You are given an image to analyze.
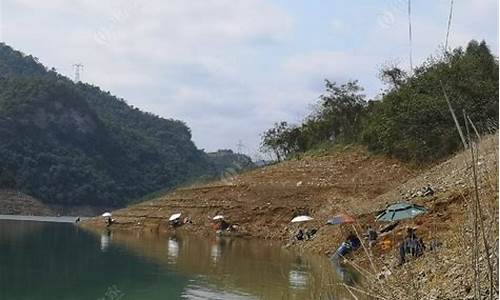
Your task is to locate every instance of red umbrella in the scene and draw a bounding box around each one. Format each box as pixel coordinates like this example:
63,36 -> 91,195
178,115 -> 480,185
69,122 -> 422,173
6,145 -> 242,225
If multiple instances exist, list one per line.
326,213 -> 355,225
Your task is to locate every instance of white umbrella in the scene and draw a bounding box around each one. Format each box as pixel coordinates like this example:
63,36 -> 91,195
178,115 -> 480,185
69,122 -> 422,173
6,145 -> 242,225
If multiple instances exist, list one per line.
169,213 -> 182,221
102,212 -> 112,217
291,215 -> 313,223
213,215 -> 224,220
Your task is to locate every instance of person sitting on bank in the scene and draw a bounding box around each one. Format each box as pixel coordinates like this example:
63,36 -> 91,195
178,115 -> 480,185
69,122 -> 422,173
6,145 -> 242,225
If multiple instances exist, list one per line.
366,225 -> 378,248
219,219 -> 230,231
169,218 -> 182,228
346,232 -> 361,250
422,184 -> 435,197
305,228 -> 317,240
213,219 -> 231,233
295,228 -> 305,241
333,241 -> 352,259
400,227 -> 425,264
332,232 -> 361,260
399,241 -> 406,265
105,216 -> 113,227
405,227 -> 419,256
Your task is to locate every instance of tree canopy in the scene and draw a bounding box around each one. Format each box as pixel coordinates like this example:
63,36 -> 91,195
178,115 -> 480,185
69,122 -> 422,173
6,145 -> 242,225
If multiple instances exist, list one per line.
261,40 -> 498,163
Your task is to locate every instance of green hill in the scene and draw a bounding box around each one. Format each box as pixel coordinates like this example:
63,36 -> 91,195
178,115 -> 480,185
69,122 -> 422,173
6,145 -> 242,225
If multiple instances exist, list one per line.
0,43 -> 251,208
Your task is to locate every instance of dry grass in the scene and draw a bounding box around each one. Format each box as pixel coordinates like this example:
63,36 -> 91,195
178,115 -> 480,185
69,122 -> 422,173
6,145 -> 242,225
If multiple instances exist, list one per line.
348,133 -> 498,300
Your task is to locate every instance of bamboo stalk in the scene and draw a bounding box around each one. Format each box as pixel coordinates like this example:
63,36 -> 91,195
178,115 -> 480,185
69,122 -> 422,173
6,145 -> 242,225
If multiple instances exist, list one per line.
441,81 -> 467,149
466,116 -> 495,300
463,110 -> 480,299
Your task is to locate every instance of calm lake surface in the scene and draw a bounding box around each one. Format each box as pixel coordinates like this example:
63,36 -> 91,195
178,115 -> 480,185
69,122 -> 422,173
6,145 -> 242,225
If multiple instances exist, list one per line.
0,219 -> 360,300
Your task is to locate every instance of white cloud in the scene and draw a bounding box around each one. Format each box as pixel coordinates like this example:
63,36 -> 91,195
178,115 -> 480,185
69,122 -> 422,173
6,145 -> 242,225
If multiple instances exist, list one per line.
283,51 -> 374,80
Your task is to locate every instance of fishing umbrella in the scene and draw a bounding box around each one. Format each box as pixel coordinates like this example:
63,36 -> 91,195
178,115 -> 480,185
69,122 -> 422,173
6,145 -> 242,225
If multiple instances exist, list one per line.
169,213 -> 182,221
326,213 -> 355,225
102,212 -> 112,217
290,215 -> 314,223
213,215 -> 224,221
376,202 -> 427,222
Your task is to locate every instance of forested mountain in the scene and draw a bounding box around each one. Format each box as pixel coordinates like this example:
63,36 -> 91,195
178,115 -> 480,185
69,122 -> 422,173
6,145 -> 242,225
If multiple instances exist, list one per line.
261,40 -> 499,163
0,43 -> 250,207
207,149 -> 255,175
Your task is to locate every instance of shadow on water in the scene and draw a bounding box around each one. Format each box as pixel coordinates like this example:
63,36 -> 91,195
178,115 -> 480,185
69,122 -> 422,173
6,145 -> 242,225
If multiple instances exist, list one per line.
0,220 -> 365,299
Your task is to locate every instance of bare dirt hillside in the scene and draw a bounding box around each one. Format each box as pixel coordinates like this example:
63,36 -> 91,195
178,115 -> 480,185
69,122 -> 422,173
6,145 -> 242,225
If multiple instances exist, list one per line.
358,134 -> 499,300
81,145 -> 416,240
0,189 -> 54,215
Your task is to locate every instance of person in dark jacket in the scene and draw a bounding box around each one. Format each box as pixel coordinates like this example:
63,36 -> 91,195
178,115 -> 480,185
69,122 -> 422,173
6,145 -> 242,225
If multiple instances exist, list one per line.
346,232 -> 361,250
367,225 -> 378,247
295,228 -> 305,241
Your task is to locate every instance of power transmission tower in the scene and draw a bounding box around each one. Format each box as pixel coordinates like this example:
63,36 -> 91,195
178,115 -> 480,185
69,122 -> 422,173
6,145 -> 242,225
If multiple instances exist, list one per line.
407,0 -> 413,71
236,140 -> 244,154
73,63 -> 84,82
444,0 -> 454,51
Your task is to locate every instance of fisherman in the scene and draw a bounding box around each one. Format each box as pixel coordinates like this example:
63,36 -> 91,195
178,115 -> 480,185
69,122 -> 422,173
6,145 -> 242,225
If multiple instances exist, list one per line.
169,218 -> 181,227
213,218 -> 231,234
333,232 -> 361,259
401,227 -> 425,260
295,228 -> 305,241
405,227 -> 418,255
105,216 -> 112,227
399,241 -> 406,265
333,241 -> 352,259
219,219 -> 230,231
346,232 -> 361,250
366,225 -> 378,247
305,228 -> 317,240
422,184 -> 435,197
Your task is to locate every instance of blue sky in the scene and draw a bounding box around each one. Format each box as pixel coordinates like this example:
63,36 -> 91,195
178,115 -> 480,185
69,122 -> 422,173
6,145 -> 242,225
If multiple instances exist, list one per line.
1,0 -> 498,158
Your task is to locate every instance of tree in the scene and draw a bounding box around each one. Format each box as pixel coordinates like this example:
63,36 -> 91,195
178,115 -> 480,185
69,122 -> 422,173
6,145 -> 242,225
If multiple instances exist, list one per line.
316,80 -> 367,144
362,40 -> 498,162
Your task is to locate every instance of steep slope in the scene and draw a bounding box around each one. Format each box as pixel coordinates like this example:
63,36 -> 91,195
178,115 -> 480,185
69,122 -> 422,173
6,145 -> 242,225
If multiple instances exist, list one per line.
0,43 -> 217,208
0,189 -> 53,215
358,134 -> 499,299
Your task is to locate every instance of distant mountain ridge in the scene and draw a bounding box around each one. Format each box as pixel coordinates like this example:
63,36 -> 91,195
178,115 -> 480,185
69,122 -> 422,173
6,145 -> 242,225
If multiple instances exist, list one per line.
0,43 -> 253,208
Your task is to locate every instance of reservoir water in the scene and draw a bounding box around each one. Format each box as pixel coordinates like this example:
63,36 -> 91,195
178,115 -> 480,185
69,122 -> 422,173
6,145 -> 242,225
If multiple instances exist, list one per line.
0,219 -> 360,299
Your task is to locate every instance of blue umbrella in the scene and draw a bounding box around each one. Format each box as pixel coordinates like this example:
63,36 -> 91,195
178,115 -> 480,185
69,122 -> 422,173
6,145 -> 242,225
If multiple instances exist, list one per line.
375,202 -> 427,222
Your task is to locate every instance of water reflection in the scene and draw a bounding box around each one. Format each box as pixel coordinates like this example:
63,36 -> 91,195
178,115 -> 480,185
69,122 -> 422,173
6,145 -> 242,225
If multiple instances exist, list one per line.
288,270 -> 308,290
106,231 -> 358,299
0,219 -> 367,300
100,230 -> 112,252
210,243 -> 220,263
210,236 -> 226,264
182,282 -> 257,300
331,257 -> 360,287
167,237 -> 180,262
